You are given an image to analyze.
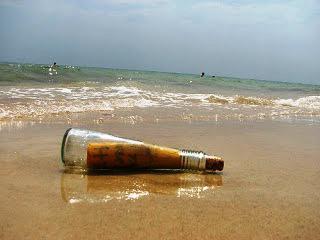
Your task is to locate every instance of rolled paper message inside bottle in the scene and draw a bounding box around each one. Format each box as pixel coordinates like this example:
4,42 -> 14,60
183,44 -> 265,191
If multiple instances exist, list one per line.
61,128 -> 223,171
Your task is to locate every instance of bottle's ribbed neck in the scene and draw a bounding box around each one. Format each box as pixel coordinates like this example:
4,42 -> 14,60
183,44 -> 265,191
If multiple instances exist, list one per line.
179,150 -> 206,170
179,150 -> 224,171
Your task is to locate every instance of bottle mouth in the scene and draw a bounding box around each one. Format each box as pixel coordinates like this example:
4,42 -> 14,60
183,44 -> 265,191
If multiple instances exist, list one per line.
61,128 -> 73,165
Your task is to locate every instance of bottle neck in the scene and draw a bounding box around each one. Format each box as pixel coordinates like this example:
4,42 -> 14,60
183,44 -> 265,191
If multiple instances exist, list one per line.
179,150 -> 224,171
179,150 -> 206,170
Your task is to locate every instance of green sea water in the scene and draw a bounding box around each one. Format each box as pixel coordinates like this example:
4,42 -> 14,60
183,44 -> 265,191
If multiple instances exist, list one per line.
0,62 -> 320,122
1,63 -> 319,94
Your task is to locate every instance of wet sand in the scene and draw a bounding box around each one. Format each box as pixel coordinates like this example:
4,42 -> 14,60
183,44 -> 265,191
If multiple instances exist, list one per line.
1,118 -> 320,239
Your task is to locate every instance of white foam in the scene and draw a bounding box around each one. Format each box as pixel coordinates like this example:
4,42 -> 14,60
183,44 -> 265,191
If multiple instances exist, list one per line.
0,85 -> 319,120
56,88 -> 72,94
275,96 -> 320,109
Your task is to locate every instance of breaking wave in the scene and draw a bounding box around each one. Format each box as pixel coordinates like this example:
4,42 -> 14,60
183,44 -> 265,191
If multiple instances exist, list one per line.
208,94 -> 320,109
0,86 -> 319,120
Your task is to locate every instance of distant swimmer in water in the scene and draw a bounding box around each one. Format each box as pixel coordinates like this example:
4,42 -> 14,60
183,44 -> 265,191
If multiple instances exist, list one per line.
201,72 -> 205,77
49,62 -> 58,75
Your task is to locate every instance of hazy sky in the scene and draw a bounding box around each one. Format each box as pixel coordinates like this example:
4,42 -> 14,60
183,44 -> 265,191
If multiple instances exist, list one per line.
0,0 -> 319,84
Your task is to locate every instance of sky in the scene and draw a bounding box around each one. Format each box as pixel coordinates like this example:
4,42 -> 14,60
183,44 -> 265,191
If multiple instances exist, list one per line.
0,0 -> 319,84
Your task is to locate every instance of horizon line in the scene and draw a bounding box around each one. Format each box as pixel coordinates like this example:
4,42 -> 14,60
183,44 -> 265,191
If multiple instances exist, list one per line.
0,60 -> 319,87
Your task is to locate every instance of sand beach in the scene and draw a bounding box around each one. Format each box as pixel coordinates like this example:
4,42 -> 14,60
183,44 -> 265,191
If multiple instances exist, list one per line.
1,110 -> 320,239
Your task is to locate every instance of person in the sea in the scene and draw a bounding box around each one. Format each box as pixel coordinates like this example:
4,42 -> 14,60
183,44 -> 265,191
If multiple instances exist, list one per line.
52,62 -> 57,68
49,62 -> 58,75
201,72 -> 205,77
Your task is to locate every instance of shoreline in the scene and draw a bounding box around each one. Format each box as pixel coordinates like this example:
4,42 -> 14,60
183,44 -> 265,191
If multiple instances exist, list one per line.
1,105 -> 320,130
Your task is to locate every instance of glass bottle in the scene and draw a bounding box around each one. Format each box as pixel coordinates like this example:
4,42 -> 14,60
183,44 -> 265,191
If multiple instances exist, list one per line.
61,128 -> 224,172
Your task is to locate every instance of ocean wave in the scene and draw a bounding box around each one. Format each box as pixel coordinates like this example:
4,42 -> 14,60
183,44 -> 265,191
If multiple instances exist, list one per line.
207,96 -> 229,104
233,96 -> 274,106
208,95 -> 320,109
0,86 -> 319,120
275,96 -> 320,109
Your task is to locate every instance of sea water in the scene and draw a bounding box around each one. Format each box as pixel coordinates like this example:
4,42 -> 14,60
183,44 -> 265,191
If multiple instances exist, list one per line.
0,63 -> 319,123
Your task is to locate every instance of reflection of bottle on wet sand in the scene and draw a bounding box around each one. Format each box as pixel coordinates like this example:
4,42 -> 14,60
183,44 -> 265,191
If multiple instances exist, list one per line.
61,172 -> 223,203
